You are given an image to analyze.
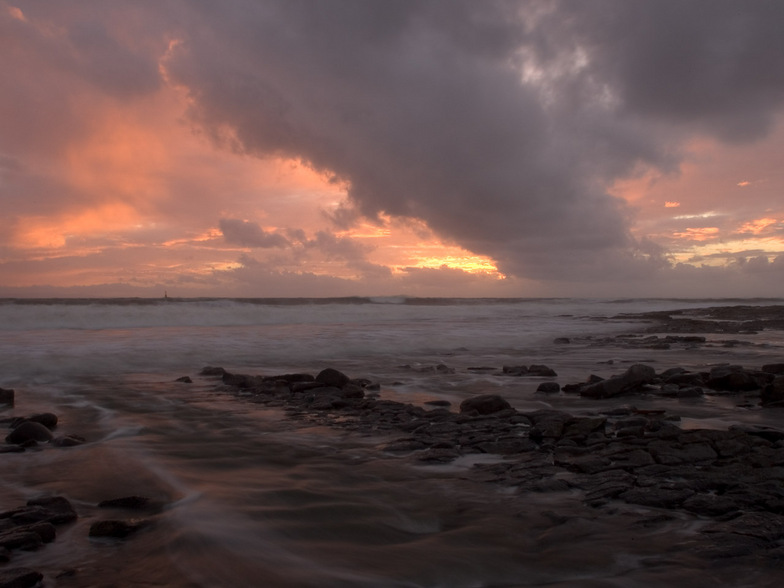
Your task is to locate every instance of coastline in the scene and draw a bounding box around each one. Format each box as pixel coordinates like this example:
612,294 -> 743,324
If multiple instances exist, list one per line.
2,303 -> 784,586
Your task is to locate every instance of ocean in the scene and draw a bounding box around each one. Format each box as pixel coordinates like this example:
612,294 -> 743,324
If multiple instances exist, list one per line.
2,297 -> 784,587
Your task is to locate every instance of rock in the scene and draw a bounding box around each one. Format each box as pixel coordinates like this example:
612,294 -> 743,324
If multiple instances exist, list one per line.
199,366 -> 226,376
702,512 -> 784,542
175,376 -> 192,383
98,496 -> 156,510
51,435 -> 86,447
0,388 -> 14,407
705,365 -> 772,392
25,496 -> 77,524
761,376 -> 784,406
536,382 -> 560,394
315,368 -> 351,388
527,364 -> 558,377
10,413 -> 58,430
0,568 -> 44,588
459,395 -> 512,415
580,364 -> 656,399
0,529 -> 42,551
553,337 -> 570,344
89,519 -> 148,539
5,421 -> 53,444
619,487 -> 695,508
502,365 -> 528,376
0,547 -> 8,563
763,363 -> 784,375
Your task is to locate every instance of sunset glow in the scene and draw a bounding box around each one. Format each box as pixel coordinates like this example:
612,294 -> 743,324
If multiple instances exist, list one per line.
2,2 -> 784,297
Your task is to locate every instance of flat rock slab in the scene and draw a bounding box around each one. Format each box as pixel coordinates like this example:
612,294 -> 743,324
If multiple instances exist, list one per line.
0,568 -> 43,588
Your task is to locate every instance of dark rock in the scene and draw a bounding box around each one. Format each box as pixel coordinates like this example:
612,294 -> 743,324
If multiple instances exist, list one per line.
273,373 -> 315,383
580,364 -> 656,399
315,368 -> 351,388
705,365 -> 772,392
761,376 -> 784,406
0,547 -> 8,563
51,435 -> 86,447
10,413 -> 58,430
382,439 -> 429,453
290,381 -> 326,393
502,365 -> 527,376
536,382 -> 560,394
0,568 -> 44,588
199,366 -> 226,376
25,496 -> 77,524
175,376 -> 192,383
0,388 -> 13,407
424,400 -> 451,407
553,337 -> 570,344
89,519 -> 149,539
703,512 -> 784,542
763,363 -> 784,375
459,395 -> 512,415
98,496 -> 157,511
340,384 -> 365,399
528,364 -> 558,377
619,487 -> 695,508
5,421 -> 53,444
416,448 -> 461,463
476,439 -> 536,454
0,529 -> 42,551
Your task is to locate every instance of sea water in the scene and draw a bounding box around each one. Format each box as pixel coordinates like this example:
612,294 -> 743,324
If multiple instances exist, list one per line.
1,297 -> 783,587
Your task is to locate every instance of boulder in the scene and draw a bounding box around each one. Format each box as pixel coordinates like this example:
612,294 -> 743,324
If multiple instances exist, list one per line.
580,364 -> 656,399
0,388 -> 13,407
199,366 -> 226,376
175,376 -> 192,383
528,364 -> 558,377
536,382 -> 561,394
11,413 -> 58,430
5,421 -> 53,445
459,395 -> 512,415
705,365 -> 772,392
315,368 -> 351,388
762,363 -> 784,375
761,376 -> 784,406
0,568 -> 43,588
89,519 -> 148,539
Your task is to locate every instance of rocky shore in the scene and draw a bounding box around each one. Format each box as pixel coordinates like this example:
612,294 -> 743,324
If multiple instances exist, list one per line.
3,304 -> 784,586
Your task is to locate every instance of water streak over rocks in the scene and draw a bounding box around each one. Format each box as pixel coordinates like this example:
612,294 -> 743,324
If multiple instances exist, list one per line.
212,361 -> 784,570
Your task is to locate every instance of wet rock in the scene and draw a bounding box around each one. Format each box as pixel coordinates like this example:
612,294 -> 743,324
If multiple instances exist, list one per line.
619,487 -> 695,508
5,421 -> 53,444
580,364 -> 656,399
10,413 -> 58,430
703,512 -> 784,542
416,448 -> 461,463
25,496 -> 77,525
315,368 -> 351,388
705,365 -> 772,392
382,439 -> 429,453
502,365 -> 527,376
763,363 -> 784,375
89,519 -> 149,539
0,388 -> 13,407
51,434 -> 86,447
459,395 -> 512,416
527,364 -> 557,377
0,568 -> 43,588
0,529 -> 42,551
98,496 -> 159,511
175,376 -> 192,383
536,382 -> 560,394
553,337 -> 570,344
761,375 -> 784,406
199,366 -> 226,376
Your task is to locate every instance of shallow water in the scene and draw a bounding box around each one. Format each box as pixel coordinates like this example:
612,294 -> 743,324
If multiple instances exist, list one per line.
2,298 -> 784,586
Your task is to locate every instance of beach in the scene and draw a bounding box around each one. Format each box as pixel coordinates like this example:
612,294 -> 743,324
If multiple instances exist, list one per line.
2,298 -> 784,587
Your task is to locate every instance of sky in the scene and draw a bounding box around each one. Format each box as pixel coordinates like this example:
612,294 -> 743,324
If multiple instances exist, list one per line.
1,0 -> 783,298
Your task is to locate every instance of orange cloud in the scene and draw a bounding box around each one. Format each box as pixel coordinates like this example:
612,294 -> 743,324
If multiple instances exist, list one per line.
672,227 -> 720,241
664,201 -> 680,208
736,217 -> 778,235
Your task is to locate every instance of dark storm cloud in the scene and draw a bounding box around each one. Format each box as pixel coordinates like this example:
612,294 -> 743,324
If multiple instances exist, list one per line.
219,218 -> 289,248
7,0 -> 784,287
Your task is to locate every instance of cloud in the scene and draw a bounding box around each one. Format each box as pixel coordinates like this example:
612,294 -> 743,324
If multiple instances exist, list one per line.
161,0 -> 784,284
219,218 -> 289,248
